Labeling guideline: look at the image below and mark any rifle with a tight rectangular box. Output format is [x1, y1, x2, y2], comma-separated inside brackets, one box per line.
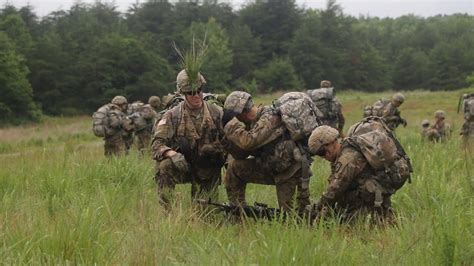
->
[194, 199, 282, 220]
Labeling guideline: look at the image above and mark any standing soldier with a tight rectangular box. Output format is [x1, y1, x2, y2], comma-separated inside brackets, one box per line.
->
[151, 70, 226, 208]
[307, 80, 345, 134]
[307, 120, 411, 223]
[460, 93, 474, 147]
[92, 95, 133, 157]
[425, 110, 451, 142]
[221, 91, 311, 212]
[133, 101, 158, 153]
[364, 93, 407, 131]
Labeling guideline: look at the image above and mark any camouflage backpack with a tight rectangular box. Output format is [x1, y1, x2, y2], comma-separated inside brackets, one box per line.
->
[459, 93, 474, 122]
[92, 104, 124, 137]
[272, 92, 323, 142]
[346, 116, 413, 191]
[127, 101, 149, 131]
[306, 87, 341, 121]
[363, 98, 390, 118]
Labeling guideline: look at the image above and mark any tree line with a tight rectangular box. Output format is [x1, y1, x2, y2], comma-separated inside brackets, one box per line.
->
[0, 0, 473, 124]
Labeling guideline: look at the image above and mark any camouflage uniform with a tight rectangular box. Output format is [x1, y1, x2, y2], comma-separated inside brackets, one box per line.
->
[307, 80, 345, 133]
[134, 104, 158, 153]
[101, 96, 133, 157]
[425, 110, 451, 142]
[460, 93, 474, 147]
[223, 92, 310, 212]
[364, 93, 406, 131]
[152, 70, 226, 206]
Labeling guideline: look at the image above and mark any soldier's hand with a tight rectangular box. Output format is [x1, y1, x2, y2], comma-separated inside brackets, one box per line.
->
[170, 153, 189, 172]
[401, 118, 407, 127]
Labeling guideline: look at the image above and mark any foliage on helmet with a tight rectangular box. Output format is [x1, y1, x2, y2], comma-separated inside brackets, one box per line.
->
[173, 36, 208, 93]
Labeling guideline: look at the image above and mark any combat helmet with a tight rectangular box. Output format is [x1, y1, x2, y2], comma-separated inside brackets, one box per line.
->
[434, 110, 446, 119]
[421, 119, 430, 127]
[176, 69, 206, 94]
[308, 125, 339, 155]
[224, 91, 253, 114]
[320, 80, 332, 88]
[391, 93, 405, 104]
[111, 95, 127, 105]
[148, 96, 161, 108]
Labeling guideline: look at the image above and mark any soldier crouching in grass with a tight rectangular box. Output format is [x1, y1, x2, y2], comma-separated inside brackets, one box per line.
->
[307, 119, 412, 224]
[151, 69, 226, 209]
[221, 91, 311, 212]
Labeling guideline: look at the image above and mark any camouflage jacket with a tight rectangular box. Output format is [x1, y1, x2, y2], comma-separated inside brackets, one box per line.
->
[223, 106, 299, 175]
[151, 101, 225, 167]
[426, 122, 451, 142]
[382, 103, 405, 130]
[461, 121, 474, 136]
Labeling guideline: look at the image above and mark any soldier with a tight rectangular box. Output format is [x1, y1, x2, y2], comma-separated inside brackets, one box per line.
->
[92, 95, 133, 157]
[133, 101, 158, 153]
[308, 123, 411, 223]
[148, 96, 162, 113]
[221, 91, 311, 212]
[425, 110, 451, 142]
[460, 93, 474, 147]
[124, 101, 144, 151]
[151, 69, 226, 208]
[421, 119, 430, 140]
[364, 93, 407, 131]
[307, 80, 345, 134]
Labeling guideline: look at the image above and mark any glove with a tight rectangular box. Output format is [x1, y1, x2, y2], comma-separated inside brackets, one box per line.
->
[169, 153, 189, 173]
[222, 109, 236, 127]
[401, 118, 407, 127]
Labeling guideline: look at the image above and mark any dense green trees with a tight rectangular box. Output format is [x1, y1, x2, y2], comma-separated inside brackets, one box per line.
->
[0, 0, 473, 123]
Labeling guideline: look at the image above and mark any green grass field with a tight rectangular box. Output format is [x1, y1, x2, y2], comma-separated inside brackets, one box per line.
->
[0, 89, 473, 264]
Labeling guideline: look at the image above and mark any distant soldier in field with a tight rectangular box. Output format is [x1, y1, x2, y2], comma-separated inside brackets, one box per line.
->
[420, 119, 430, 140]
[130, 100, 158, 153]
[151, 69, 226, 208]
[307, 80, 345, 134]
[92, 95, 134, 157]
[459, 93, 474, 147]
[425, 110, 452, 142]
[363, 93, 407, 131]
[124, 101, 144, 151]
[307, 119, 412, 223]
[148, 96, 162, 113]
[221, 91, 312, 212]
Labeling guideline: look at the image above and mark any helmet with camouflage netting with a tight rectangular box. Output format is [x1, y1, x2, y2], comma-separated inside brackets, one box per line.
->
[308, 125, 339, 155]
[176, 69, 206, 93]
[434, 110, 446, 119]
[224, 91, 253, 115]
[148, 96, 161, 108]
[320, 80, 332, 88]
[111, 95, 127, 105]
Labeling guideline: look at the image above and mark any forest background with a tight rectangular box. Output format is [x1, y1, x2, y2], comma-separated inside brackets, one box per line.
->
[1, 0, 474, 124]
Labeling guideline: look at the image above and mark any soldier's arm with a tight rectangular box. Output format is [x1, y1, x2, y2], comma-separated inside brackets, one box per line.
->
[151, 111, 176, 161]
[319, 148, 367, 206]
[224, 113, 285, 151]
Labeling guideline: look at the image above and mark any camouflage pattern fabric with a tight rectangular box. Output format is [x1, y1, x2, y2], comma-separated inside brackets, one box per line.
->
[95, 103, 128, 157]
[151, 101, 225, 207]
[382, 102, 406, 130]
[307, 87, 345, 133]
[425, 122, 452, 142]
[222, 105, 311, 211]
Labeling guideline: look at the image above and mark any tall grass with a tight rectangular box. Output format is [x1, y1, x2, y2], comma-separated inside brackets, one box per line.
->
[0, 90, 473, 264]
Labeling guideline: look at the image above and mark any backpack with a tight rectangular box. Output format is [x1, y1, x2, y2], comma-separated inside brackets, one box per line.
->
[92, 104, 112, 137]
[306, 87, 341, 121]
[346, 116, 413, 191]
[272, 92, 323, 142]
[363, 98, 390, 118]
[459, 93, 474, 122]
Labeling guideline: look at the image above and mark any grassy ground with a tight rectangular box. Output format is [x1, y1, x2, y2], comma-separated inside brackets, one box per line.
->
[0, 89, 473, 264]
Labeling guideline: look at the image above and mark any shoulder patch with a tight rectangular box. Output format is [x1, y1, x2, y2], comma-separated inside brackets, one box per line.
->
[334, 161, 343, 173]
[158, 118, 167, 126]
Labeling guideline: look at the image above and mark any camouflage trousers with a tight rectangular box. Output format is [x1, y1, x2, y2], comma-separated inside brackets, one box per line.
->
[135, 129, 152, 154]
[123, 132, 134, 152]
[461, 121, 474, 149]
[154, 158, 221, 208]
[104, 134, 126, 157]
[224, 158, 310, 212]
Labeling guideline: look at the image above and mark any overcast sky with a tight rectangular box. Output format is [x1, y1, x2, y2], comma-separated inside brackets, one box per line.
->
[2, 0, 473, 18]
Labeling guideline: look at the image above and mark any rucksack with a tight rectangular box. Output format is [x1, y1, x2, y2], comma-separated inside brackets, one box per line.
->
[363, 98, 390, 118]
[346, 116, 413, 191]
[92, 104, 112, 137]
[306, 87, 341, 121]
[458, 93, 474, 122]
[272, 92, 323, 142]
